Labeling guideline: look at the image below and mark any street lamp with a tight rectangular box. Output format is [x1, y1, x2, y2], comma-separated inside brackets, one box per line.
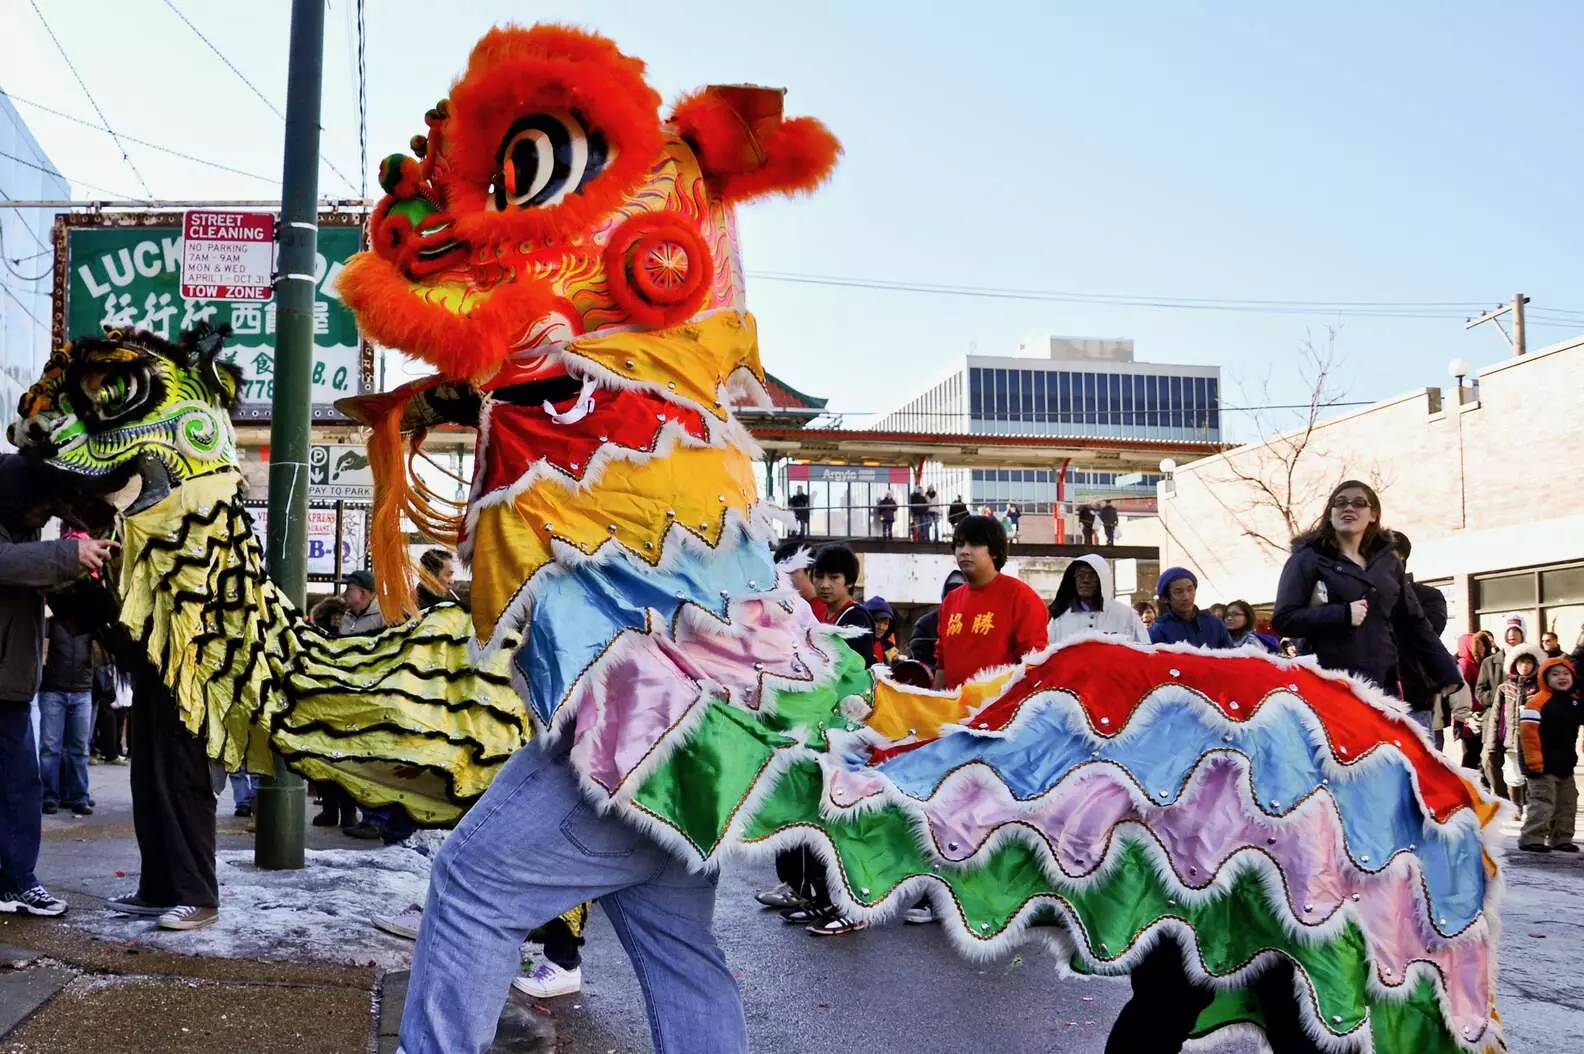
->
[1448, 357, 1470, 386]
[1158, 458, 1177, 498]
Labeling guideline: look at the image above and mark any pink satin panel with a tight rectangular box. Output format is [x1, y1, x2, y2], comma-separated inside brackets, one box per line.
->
[568, 596, 833, 793]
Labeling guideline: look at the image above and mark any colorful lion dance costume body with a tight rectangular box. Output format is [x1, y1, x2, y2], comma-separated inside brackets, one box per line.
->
[333, 25, 1504, 1053]
[14, 23, 1503, 1054]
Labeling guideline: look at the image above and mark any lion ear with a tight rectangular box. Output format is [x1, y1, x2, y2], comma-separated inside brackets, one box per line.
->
[189, 323, 241, 407]
[670, 85, 841, 203]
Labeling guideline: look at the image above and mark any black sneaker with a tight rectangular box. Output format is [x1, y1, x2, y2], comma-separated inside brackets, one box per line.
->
[107, 894, 176, 917]
[41, 802, 59, 815]
[70, 802, 94, 816]
[342, 822, 382, 840]
[234, 803, 253, 818]
[0, 885, 68, 917]
[1553, 842, 1580, 853]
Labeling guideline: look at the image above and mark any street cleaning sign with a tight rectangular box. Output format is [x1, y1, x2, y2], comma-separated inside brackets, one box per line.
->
[54, 213, 372, 422]
[180, 210, 275, 300]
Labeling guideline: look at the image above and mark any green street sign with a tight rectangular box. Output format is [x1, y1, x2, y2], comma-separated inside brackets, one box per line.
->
[55, 214, 371, 421]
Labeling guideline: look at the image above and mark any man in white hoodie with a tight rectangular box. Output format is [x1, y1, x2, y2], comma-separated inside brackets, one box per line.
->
[1046, 554, 1150, 645]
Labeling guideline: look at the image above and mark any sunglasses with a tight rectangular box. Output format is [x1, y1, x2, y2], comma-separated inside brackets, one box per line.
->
[1330, 498, 1373, 510]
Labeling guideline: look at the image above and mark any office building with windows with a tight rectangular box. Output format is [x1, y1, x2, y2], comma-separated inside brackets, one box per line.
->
[1, 91, 66, 449]
[872, 337, 1220, 516]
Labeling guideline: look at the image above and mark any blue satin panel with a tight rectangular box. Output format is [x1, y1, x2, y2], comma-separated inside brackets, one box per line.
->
[515, 528, 777, 725]
[875, 696, 1489, 932]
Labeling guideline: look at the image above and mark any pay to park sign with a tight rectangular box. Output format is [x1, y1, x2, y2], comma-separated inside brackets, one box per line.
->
[55, 214, 371, 420]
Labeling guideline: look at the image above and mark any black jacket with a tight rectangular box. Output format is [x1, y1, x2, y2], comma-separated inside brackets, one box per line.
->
[41, 617, 95, 692]
[1397, 580, 1449, 711]
[832, 601, 876, 669]
[907, 608, 941, 667]
[1271, 530, 1459, 693]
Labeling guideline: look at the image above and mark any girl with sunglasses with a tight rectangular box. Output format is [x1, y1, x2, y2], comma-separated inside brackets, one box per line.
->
[1271, 480, 1461, 701]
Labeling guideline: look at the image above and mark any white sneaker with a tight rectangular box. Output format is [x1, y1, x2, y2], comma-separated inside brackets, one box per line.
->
[904, 905, 937, 925]
[511, 960, 582, 998]
[372, 905, 424, 940]
[0, 885, 68, 917]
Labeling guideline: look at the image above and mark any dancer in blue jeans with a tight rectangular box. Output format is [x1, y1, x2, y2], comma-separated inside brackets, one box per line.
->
[398, 738, 746, 1054]
[38, 614, 96, 815]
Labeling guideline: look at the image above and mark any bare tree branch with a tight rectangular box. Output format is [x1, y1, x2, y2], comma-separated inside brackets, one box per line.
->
[1210, 326, 1351, 554]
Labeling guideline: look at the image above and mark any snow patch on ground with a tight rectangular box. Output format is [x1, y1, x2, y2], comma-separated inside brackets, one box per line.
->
[75, 847, 435, 970]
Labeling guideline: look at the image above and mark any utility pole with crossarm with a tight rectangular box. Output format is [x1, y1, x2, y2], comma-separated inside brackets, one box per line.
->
[1464, 293, 1530, 357]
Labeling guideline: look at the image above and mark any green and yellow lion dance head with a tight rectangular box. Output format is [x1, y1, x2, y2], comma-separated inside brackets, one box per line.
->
[8, 324, 242, 516]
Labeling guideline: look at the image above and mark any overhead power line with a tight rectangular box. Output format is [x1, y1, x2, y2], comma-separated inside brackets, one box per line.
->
[0, 90, 280, 185]
[0, 218, 52, 281]
[28, 0, 153, 198]
[745, 271, 1563, 320]
[160, 0, 285, 120]
[160, 0, 361, 194]
[0, 147, 147, 203]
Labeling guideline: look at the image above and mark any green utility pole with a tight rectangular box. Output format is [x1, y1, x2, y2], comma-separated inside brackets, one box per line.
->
[256, 0, 326, 870]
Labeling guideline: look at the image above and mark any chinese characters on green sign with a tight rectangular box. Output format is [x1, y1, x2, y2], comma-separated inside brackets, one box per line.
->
[62, 222, 368, 419]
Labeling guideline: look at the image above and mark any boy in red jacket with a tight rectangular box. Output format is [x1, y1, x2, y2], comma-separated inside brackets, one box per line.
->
[907, 515, 1049, 928]
[934, 515, 1049, 689]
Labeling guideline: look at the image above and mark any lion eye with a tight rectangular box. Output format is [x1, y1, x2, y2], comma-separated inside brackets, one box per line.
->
[487, 109, 608, 212]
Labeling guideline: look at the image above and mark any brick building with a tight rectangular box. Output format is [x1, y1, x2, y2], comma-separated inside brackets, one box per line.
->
[1158, 333, 1584, 650]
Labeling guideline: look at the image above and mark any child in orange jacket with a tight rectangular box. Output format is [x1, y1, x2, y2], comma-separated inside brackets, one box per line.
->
[1517, 657, 1582, 852]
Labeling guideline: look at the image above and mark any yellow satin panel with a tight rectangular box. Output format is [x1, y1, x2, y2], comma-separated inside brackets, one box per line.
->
[867, 670, 1018, 741]
[117, 471, 284, 767]
[559, 311, 765, 422]
[469, 442, 759, 642]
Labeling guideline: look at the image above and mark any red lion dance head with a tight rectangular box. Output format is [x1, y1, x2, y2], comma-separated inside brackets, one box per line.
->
[339, 25, 840, 621]
[341, 24, 840, 383]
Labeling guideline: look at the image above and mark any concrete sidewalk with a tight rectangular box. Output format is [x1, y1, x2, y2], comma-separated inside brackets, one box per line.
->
[1, 764, 551, 1054]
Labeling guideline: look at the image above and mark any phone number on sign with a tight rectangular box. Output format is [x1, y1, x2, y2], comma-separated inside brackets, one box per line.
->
[240, 363, 352, 401]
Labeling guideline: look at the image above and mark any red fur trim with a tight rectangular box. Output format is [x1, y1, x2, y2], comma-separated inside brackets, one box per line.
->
[671, 86, 841, 203]
[601, 212, 713, 329]
[336, 253, 556, 383]
[444, 26, 664, 248]
[714, 116, 841, 202]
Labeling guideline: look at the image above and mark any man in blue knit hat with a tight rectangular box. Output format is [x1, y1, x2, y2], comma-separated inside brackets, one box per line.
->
[1148, 567, 1234, 650]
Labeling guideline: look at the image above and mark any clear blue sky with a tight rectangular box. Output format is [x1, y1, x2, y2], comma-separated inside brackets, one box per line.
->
[4, 1, 1581, 439]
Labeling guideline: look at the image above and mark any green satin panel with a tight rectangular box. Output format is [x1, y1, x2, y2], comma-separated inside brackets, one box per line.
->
[1186, 976, 1460, 1051]
[630, 645, 871, 854]
[631, 701, 793, 855]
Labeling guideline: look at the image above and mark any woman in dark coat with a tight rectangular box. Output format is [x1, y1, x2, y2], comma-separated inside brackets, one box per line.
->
[1271, 480, 1460, 698]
